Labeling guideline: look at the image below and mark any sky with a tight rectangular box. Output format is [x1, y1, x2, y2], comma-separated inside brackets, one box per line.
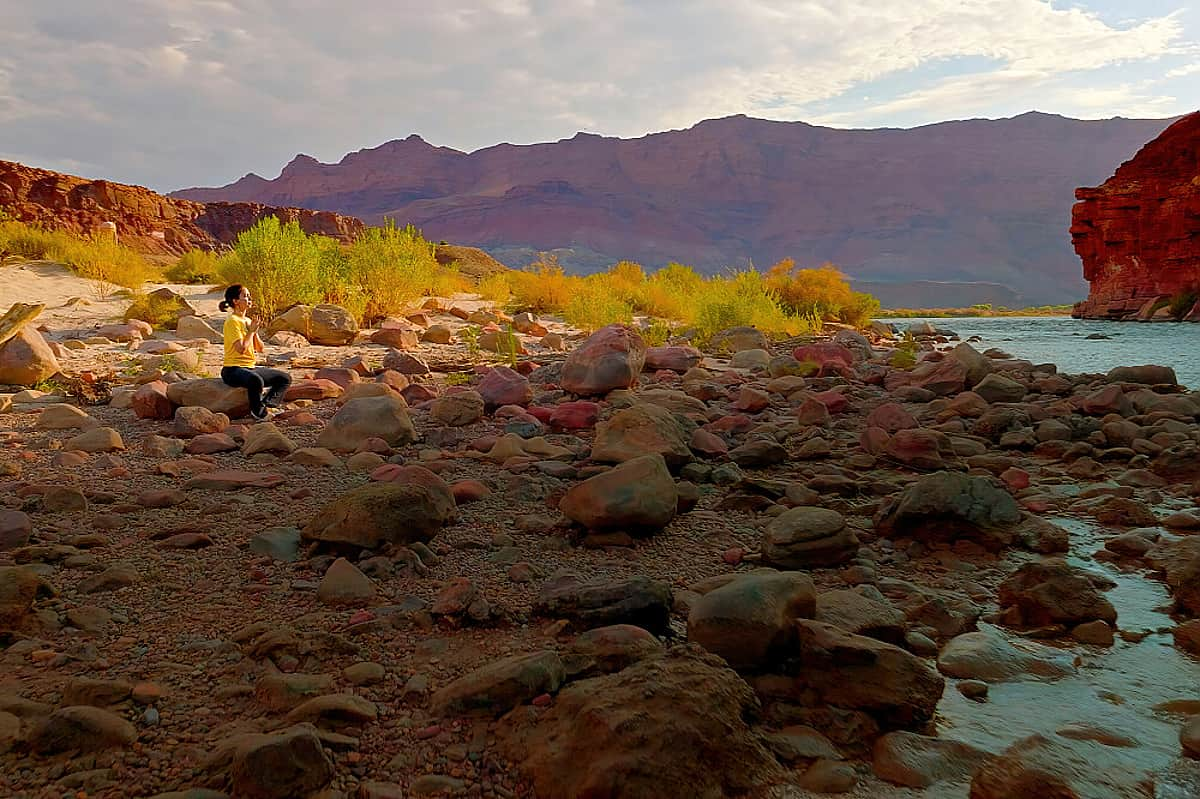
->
[2, 0, 1198, 193]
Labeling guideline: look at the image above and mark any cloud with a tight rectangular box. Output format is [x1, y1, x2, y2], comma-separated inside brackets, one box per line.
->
[0, 0, 1195, 191]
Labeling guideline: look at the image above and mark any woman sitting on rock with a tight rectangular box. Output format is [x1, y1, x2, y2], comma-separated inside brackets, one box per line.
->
[219, 284, 291, 421]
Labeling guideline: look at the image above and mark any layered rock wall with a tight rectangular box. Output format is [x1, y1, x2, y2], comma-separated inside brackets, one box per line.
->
[1072, 112, 1200, 320]
[0, 160, 363, 256]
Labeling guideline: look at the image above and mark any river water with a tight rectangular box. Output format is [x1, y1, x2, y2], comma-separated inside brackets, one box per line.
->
[880, 316, 1200, 389]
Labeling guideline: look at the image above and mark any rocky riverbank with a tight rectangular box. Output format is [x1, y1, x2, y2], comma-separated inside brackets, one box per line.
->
[3, 276, 1200, 798]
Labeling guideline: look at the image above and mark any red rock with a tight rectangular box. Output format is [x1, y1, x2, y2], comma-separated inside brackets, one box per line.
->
[867, 402, 917, 433]
[690, 428, 728, 457]
[884, 428, 945, 469]
[1001, 467, 1030, 491]
[1073, 112, 1200, 319]
[370, 327, 420, 349]
[561, 325, 646, 396]
[129, 381, 173, 420]
[183, 470, 284, 490]
[184, 433, 238, 454]
[0, 159, 362, 256]
[812, 390, 849, 414]
[644, 346, 703, 373]
[549, 401, 600, 430]
[795, 397, 831, 426]
[732, 387, 770, 413]
[451, 479, 491, 504]
[793, 343, 856, 374]
[314, 367, 360, 389]
[401, 383, 437, 404]
[478, 366, 533, 408]
[860, 427, 890, 455]
[705, 414, 754, 435]
[285, 379, 344, 401]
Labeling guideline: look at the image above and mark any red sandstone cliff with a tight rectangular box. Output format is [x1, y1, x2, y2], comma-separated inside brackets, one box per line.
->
[173, 113, 1177, 306]
[1071, 112, 1200, 320]
[0, 160, 364, 256]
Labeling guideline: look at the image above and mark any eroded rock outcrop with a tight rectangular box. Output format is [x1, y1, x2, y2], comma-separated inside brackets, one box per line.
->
[1072, 112, 1200, 320]
[0, 159, 363, 256]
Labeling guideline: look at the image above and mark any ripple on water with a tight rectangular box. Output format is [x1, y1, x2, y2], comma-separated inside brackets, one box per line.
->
[933, 517, 1200, 795]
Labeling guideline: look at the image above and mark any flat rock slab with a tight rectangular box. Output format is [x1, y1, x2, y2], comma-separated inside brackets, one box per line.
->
[183, 470, 285, 491]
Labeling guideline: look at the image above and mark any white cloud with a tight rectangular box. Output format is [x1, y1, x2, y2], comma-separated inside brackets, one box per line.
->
[0, 0, 1194, 190]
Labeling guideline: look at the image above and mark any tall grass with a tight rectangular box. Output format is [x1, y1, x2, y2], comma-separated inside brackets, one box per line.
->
[0, 217, 155, 294]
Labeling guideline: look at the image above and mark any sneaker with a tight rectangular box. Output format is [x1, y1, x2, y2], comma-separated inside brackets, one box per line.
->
[249, 408, 268, 421]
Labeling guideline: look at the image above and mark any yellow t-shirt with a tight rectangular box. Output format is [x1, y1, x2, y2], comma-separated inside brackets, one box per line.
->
[223, 314, 256, 368]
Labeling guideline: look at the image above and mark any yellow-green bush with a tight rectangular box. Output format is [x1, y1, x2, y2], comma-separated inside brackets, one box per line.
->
[564, 277, 634, 332]
[345, 221, 458, 323]
[165, 249, 221, 284]
[477, 272, 513, 305]
[123, 292, 183, 328]
[220, 216, 328, 321]
[219, 216, 468, 324]
[509, 254, 578, 313]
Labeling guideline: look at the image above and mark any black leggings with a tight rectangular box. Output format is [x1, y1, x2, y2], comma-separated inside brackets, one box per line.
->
[221, 366, 292, 417]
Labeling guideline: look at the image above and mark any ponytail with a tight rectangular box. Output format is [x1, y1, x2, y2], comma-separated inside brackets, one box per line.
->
[221, 284, 245, 314]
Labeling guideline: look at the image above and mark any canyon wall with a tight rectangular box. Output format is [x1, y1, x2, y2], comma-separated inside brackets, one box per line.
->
[174, 112, 1177, 306]
[0, 160, 363, 256]
[1071, 112, 1200, 320]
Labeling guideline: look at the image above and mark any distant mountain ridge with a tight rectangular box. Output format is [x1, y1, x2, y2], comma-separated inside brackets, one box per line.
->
[173, 112, 1179, 306]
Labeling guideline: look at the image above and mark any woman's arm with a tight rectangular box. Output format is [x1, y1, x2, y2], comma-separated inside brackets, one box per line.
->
[236, 318, 261, 354]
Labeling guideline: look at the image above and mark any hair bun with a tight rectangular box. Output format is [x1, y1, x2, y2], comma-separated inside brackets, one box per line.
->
[218, 300, 229, 311]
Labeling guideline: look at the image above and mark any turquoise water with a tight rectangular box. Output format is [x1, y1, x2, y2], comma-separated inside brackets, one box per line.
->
[882, 316, 1200, 389]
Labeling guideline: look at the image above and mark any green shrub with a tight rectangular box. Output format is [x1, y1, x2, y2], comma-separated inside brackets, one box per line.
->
[221, 217, 330, 321]
[892, 332, 918, 370]
[123, 292, 181, 328]
[165, 249, 220, 284]
[1169, 289, 1198, 319]
[345, 221, 451, 323]
[564, 277, 634, 332]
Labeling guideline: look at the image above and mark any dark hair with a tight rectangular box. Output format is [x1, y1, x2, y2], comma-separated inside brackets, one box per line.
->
[219, 284, 244, 313]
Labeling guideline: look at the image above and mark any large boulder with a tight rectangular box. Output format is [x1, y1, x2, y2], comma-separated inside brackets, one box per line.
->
[644, 345, 703, 373]
[874, 471, 1022, 550]
[591, 404, 693, 468]
[561, 324, 646, 396]
[558, 454, 678, 532]
[997, 560, 1117, 628]
[132, 381, 175, 420]
[710, 326, 770, 353]
[1, 565, 50, 632]
[30, 706, 137, 753]
[937, 624, 1075, 682]
[495, 647, 783, 799]
[1106, 364, 1177, 385]
[477, 366, 533, 408]
[762, 507, 860, 568]
[166, 379, 250, 417]
[209, 725, 335, 799]
[268, 304, 358, 346]
[316, 395, 415, 451]
[0, 327, 60, 387]
[431, 651, 566, 717]
[687, 572, 816, 670]
[302, 477, 456, 549]
[430, 390, 485, 426]
[129, 287, 196, 328]
[176, 315, 223, 343]
[972, 373, 1027, 404]
[533, 574, 673, 635]
[969, 734, 1152, 798]
[755, 620, 944, 729]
